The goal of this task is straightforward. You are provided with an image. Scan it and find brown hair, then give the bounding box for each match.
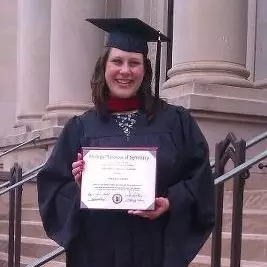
[90,47,166,121]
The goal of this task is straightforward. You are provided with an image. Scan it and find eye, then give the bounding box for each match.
[111,58,122,65]
[129,61,141,67]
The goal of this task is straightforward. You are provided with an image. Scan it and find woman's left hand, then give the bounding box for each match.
[128,197,169,220]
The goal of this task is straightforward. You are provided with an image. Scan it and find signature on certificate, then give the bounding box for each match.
[87,192,108,202]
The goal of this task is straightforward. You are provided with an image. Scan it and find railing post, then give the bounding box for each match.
[230,139,248,267]
[211,142,225,267]
[211,132,249,267]
[8,165,16,267]
[14,164,23,267]
[7,163,23,267]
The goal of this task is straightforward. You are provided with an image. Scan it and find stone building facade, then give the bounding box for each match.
[0,0,267,170]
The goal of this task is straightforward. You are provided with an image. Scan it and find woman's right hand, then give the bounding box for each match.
[72,153,85,186]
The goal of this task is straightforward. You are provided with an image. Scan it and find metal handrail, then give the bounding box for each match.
[215,149,267,185]
[210,131,267,168]
[2,130,266,195]
[0,135,40,159]
[2,130,265,195]
[246,131,267,148]
[22,162,46,179]
[0,180,10,190]
[1,131,266,195]
[0,162,45,196]
[25,246,65,267]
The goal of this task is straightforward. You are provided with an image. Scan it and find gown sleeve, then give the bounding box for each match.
[164,107,215,266]
[37,116,83,248]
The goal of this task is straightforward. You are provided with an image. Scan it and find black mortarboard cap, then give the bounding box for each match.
[86,18,169,98]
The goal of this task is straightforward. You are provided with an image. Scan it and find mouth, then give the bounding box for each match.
[116,79,133,86]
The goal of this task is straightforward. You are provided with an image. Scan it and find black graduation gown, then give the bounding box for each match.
[37,104,215,267]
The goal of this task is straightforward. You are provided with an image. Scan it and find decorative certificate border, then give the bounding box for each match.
[80,147,157,210]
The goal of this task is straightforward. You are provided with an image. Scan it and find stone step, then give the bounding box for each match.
[223,209,267,234]
[7,210,267,239]
[190,255,267,267]
[0,207,41,221]
[6,186,267,212]
[31,117,69,130]
[0,189,9,219]
[4,125,31,137]
[224,171,267,191]
[0,183,38,213]
[200,232,267,262]
[6,190,267,221]
[21,183,39,209]
[0,220,47,239]
[0,171,9,180]
[0,234,64,262]
[224,190,267,210]
[0,251,65,267]
[22,207,41,221]
[244,171,267,191]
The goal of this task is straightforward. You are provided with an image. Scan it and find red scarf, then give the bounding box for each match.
[107,96,141,113]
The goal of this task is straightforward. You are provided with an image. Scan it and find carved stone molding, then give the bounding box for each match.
[164,61,252,89]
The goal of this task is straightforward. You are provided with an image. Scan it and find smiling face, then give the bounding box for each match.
[105,48,145,98]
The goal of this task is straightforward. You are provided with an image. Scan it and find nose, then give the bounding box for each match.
[120,62,131,74]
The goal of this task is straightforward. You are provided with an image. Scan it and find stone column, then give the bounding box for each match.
[163,0,251,92]
[16,0,51,126]
[120,0,168,90]
[0,0,17,136]
[45,0,106,119]
[246,0,257,82]
[254,0,267,89]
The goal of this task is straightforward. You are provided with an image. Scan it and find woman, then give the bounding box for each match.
[37,18,215,267]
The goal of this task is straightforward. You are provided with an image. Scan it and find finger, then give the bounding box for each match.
[128,210,143,216]
[131,210,154,218]
[155,197,169,210]
[72,162,79,169]
[77,153,83,160]
[72,164,82,173]
[74,170,82,180]
[72,168,80,176]
[72,164,85,177]
[74,173,82,187]
[128,210,147,215]
[74,173,80,181]
[155,197,164,205]
[72,165,84,178]
[78,155,85,164]
[72,153,84,167]
[74,171,82,180]
[72,160,84,169]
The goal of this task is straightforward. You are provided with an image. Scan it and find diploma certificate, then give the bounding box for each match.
[80,147,157,210]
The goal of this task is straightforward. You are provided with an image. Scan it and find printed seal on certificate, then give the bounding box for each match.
[80,147,157,210]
